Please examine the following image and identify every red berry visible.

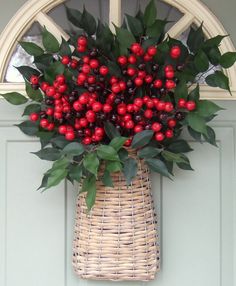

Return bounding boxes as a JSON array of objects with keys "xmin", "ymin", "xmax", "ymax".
[
  {"xmin": 47, "ymin": 123, "xmax": 55, "ymax": 131},
  {"xmin": 123, "ymin": 114, "xmax": 132, "ymax": 122},
  {"xmin": 119, "ymin": 81, "xmax": 126, "ymax": 91},
  {"xmin": 128, "ymin": 55, "xmax": 137, "ymax": 64},
  {"xmin": 56, "ymin": 74, "xmax": 65, "ymax": 84},
  {"xmin": 170, "ymin": 45, "xmax": 181, "ymax": 59},
  {"xmin": 125, "ymin": 120, "xmax": 134, "ymax": 129},
  {"xmin": 137, "ymin": 70, "xmax": 146, "ymax": 78},
  {"xmin": 156, "ymin": 101, "xmax": 166, "ymax": 111},
  {"xmin": 164, "ymin": 65, "xmax": 174, "ymax": 73},
  {"xmin": 77, "ymin": 36, "xmax": 87, "ymax": 46},
  {"xmin": 134, "ymin": 125, "xmax": 143, "ymax": 133},
  {"xmin": 168, "ymin": 119, "xmax": 177, "ymax": 128},
  {"xmin": 82, "ymin": 64, "xmax": 91, "ymax": 74},
  {"xmin": 87, "ymin": 75, "xmax": 96, "ymax": 84},
  {"xmin": 103, "ymin": 103, "xmax": 112, "ymax": 113},
  {"xmin": 83, "ymin": 56, "xmax": 90, "ymax": 64},
  {"xmin": 77, "ymin": 45, "xmax": 86, "ymax": 53},
  {"xmin": 40, "ymin": 119, "xmax": 49, "ymax": 128},
  {"xmin": 54, "ymin": 112, "xmax": 62, "ymax": 119},
  {"xmin": 165, "ymin": 102, "xmax": 174, "ymax": 112},
  {"xmin": 155, "ymin": 132, "xmax": 165, "ymax": 141},
  {"xmin": 165, "ymin": 70, "xmax": 175, "ymax": 79},
  {"xmin": 57, "ymin": 84, "xmax": 67, "ymax": 93},
  {"xmin": 145, "ymin": 75, "xmax": 153, "ymax": 84},
  {"xmin": 154, "ymin": 79, "xmax": 163, "ymax": 89},
  {"xmin": 95, "ymin": 127, "xmax": 104, "ymax": 137},
  {"xmin": 127, "ymin": 104, "xmax": 134, "ymax": 113},
  {"xmin": 165, "ymin": 129, "xmax": 174, "ymax": 138},
  {"xmin": 147, "ymin": 46, "xmax": 157, "ymax": 56},
  {"xmin": 73, "ymin": 101, "xmax": 83, "ymax": 111},
  {"xmin": 127, "ymin": 67, "xmax": 136, "ymax": 77},
  {"xmin": 143, "ymin": 53, "xmax": 153, "ymax": 62},
  {"xmin": 110, "ymin": 76, "xmax": 118, "ymax": 85},
  {"xmin": 124, "ymin": 138, "xmax": 132, "ymax": 147},
  {"xmin": 186, "ymin": 101, "xmax": 196, "ymax": 111},
  {"xmin": 86, "ymin": 110, "xmax": 96, "ymax": 122},
  {"xmin": 79, "ymin": 93, "xmax": 89, "ymax": 104},
  {"xmin": 152, "ymin": 122, "xmax": 162, "ymax": 132},
  {"xmin": 79, "ymin": 118, "xmax": 88, "ymax": 127},
  {"xmin": 111, "ymin": 83, "xmax": 121, "ymax": 94},
  {"xmin": 83, "ymin": 137, "xmax": 92, "ymax": 145},
  {"xmin": 65, "ymin": 131, "xmax": 75, "ymax": 141},
  {"xmin": 144, "ymin": 109, "xmax": 153, "ymax": 119},
  {"xmin": 92, "ymin": 102, "xmax": 103, "ymax": 112},
  {"xmin": 146, "ymin": 99, "xmax": 154, "ymax": 109},
  {"xmin": 117, "ymin": 56, "xmax": 127, "ymax": 66},
  {"xmin": 30, "ymin": 113, "xmax": 39, "ymax": 121},
  {"xmin": 117, "ymin": 104, "xmax": 127, "ymax": 115},
  {"xmin": 30, "ymin": 75, "xmax": 39, "ymax": 85},
  {"xmin": 40, "ymin": 82, "xmax": 49, "ymax": 91},
  {"xmin": 89, "ymin": 59, "xmax": 99, "ymax": 69},
  {"xmin": 134, "ymin": 77, "xmax": 143, "ymax": 86},
  {"xmin": 70, "ymin": 59, "xmax": 79, "ymax": 69},
  {"xmin": 58, "ymin": 125, "xmax": 67, "ymax": 134},
  {"xmin": 178, "ymin": 98, "xmax": 186, "ymax": 108},
  {"xmin": 99, "ymin": 65, "xmax": 109, "ymax": 76},
  {"xmin": 46, "ymin": 108, "xmax": 54, "ymax": 116},
  {"xmin": 165, "ymin": 80, "xmax": 176, "ymax": 90},
  {"xmin": 134, "ymin": 98, "xmax": 143, "ymax": 108},
  {"xmin": 61, "ymin": 55, "xmax": 70, "ymax": 65},
  {"xmin": 130, "ymin": 43, "xmax": 141, "ymax": 54},
  {"xmin": 77, "ymin": 73, "xmax": 87, "ymax": 84},
  {"xmin": 46, "ymin": 86, "xmax": 56, "ymax": 97}
]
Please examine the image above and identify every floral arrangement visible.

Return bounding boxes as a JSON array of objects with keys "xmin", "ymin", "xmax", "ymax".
[{"xmin": 2, "ymin": 0, "xmax": 236, "ymax": 210}]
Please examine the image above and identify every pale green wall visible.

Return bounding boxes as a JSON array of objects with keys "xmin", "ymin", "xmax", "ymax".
[{"xmin": 0, "ymin": 0, "xmax": 235, "ymax": 45}]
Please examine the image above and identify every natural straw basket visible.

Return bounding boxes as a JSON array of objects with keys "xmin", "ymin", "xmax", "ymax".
[{"xmin": 72, "ymin": 150, "xmax": 160, "ymax": 281}]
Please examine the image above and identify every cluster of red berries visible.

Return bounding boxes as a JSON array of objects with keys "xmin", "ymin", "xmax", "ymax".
[{"xmin": 29, "ymin": 36, "xmax": 196, "ymax": 145}]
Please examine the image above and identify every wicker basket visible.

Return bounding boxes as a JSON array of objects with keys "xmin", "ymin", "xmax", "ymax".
[{"xmin": 72, "ymin": 152, "xmax": 160, "ymax": 281}]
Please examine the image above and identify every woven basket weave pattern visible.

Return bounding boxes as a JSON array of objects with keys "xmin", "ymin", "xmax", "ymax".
[{"xmin": 72, "ymin": 156, "xmax": 160, "ymax": 281}]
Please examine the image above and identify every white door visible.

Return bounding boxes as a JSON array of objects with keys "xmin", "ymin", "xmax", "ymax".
[{"xmin": 0, "ymin": 1, "xmax": 235, "ymax": 286}]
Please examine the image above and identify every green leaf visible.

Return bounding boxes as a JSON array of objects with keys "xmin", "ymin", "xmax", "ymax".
[
  {"xmin": 188, "ymin": 84, "xmax": 200, "ymax": 101},
  {"xmin": 16, "ymin": 121, "xmax": 38, "ymax": 136},
  {"xmin": 162, "ymin": 151, "xmax": 189, "ymax": 164},
  {"xmin": 25, "ymin": 81, "xmax": 43, "ymax": 102},
  {"xmin": 22, "ymin": 103, "xmax": 41, "ymax": 116},
  {"xmin": 197, "ymin": 100, "xmax": 224, "ymax": 117},
  {"xmin": 125, "ymin": 14, "xmax": 144, "ymax": 37},
  {"xmin": 85, "ymin": 176, "xmax": 97, "ymax": 211},
  {"xmin": 19, "ymin": 41, "xmax": 44, "ymax": 56},
  {"xmin": 143, "ymin": 0, "xmax": 157, "ymax": 27},
  {"xmin": 187, "ymin": 24, "xmax": 205, "ymax": 53},
  {"xmin": 145, "ymin": 158, "xmax": 171, "ymax": 178},
  {"xmin": 37, "ymin": 173, "xmax": 50, "ymax": 190},
  {"xmin": 109, "ymin": 137, "xmax": 127, "ymax": 151},
  {"xmin": 83, "ymin": 153, "xmax": 100, "ymax": 176},
  {"xmin": 65, "ymin": 6, "xmax": 82, "ymax": 27},
  {"xmin": 42, "ymin": 27, "xmax": 60, "ymax": 53},
  {"xmin": 44, "ymin": 61, "xmax": 65, "ymax": 85},
  {"xmin": 203, "ymin": 35, "xmax": 227, "ymax": 49},
  {"xmin": 104, "ymin": 122, "xmax": 120, "ymax": 139},
  {"xmin": 106, "ymin": 161, "xmax": 122, "ymax": 173},
  {"xmin": 207, "ymin": 47, "xmax": 221, "ymax": 65},
  {"xmin": 118, "ymin": 148, "xmax": 129, "ymax": 161},
  {"xmin": 176, "ymin": 155, "xmax": 194, "ymax": 171},
  {"xmin": 1, "ymin": 92, "xmax": 28, "ymax": 105},
  {"xmin": 138, "ymin": 146, "xmax": 162, "ymax": 158},
  {"xmin": 80, "ymin": 7, "xmax": 96, "ymax": 35},
  {"xmin": 32, "ymin": 147, "xmax": 61, "ymax": 161},
  {"xmin": 175, "ymin": 80, "xmax": 188, "ymax": 100},
  {"xmin": 59, "ymin": 38, "xmax": 71, "ymax": 56},
  {"xmin": 146, "ymin": 19, "xmax": 167, "ymax": 38},
  {"xmin": 187, "ymin": 126, "xmax": 202, "ymax": 142},
  {"xmin": 186, "ymin": 113, "xmax": 207, "ymax": 135},
  {"xmin": 131, "ymin": 130, "xmax": 154, "ymax": 149},
  {"xmin": 220, "ymin": 52, "xmax": 236, "ymax": 68},
  {"xmin": 96, "ymin": 21, "xmax": 114, "ymax": 52},
  {"xmin": 62, "ymin": 142, "xmax": 84, "ymax": 156},
  {"xmin": 49, "ymin": 157, "xmax": 70, "ymax": 172},
  {"xmin": 34, "ymin": 54, "xmax": 54, "ymax": 70},
  {"xmin": 205, "ymin": 71, "xmax": 230, "ymax": 92},
  {"xmin": 167, "ymin": 140, "xmax": 193, "ymax": 153},
  {"xmin": 115, "ymin": 26, "xmax": 136, "ymax": 55},
  {"xmin": 194, "ymin": 50, "xmax": 209, "ymax": 72},
  {"xmin": 123, "ymin": 158, "xmax": 138, "ymax": 185},
  {"xmin": 203, "ymin": 126, "xmax": 217, "ymax": 146},
  {"xmin": 51, "ymin": 136, "xmax": 70, "ymax": 149},
  {"xmin": 69, "ymin": 164, "xmax": 83, "ymax": 182},
  {"xmin": 36, "ymin": 131, "xmax": 55, "ymax": 148},
  {"xmin": 16, "ymin": 66, "xmax": 40, "ymax": 81},
  {"xmin": 102, "ymin": 170, "xmax": 114, "ymax": 187},
  {"xmin": 97, "ymin": 145, "xmax": 119, "ymax": 161},
  {"xmin": 44, "ymin": 168, "xmax": 67, "ymax": 190}
]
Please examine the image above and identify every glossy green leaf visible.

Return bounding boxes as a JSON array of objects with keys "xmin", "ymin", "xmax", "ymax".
[
  {"xmin": 125, "ymin": 14, "xmax": 143, "ymax": 37},
  {"xmin": 19, "ymin": 41, "xmax": 44, "ymax": 56},
  {"xmin": 16, "ymin": 121, "xmax": 38, "ymax": 136},
  {"xmin": 203, "ymin": 35, "xmax": 227, "ymax": 48},
  {"xmin": 85, "ymin": 176, "xmax": 97, "ymax": 211},
  {"xmin": 22, "ymin": 103, "xmax": 41, "ymax": 116},
  {"xmin": 65, "ymin": 6, "xmax": 82, "ymax": 27},
  {"xmin": 220, "ymin": 52, "xmax": 236, "ymax": 68},
  {"xmin": 186, "ymin": 113, "xmax": 207, "ymax": 135},
  {"xmin": 106, "ymin": 161, "xmax": 122, "ymax": 173},
  {"xmin": 51, "ymin": 136, "xmax": 70, "ymax": 149},
  {"xmin": 1, "ymin": 92, "xmax": 28, "ymax": 105},
  {"xmin": 143, "ymin": 0, "xmax": 157, "ymax": 27},
  {"xmin": 197, "ymin": 100, "xmax": 224, "ymax": 117},
  {"xmin": 145, "ymin": 158, "xmax": 171, "ymax": 178},
  {"xmin": 131, "ymin": 130, "xmax": 154, "ymax": 149},
  {"xmin": 138, "ymin": 146, "xmax": 162, "ymax": 158},
  {"xmin": 44, "ymin": 168, "xmax": 68, "ymax": 190},
  {"xmin": 25, "ymin": 81, "xmax": 43, "ymax": 102},
  {"xmin": 59, "ymin": 38, "xmax": 72, "ymax": 56},
  {"xmin": 69, "ymin": 164, "xmax": 83, "ymax": 182},
  {"xmin": 80, "ymin": 7, "xmax": 96, "ymax": 35},
  {"xmin": 104, "ymin": 122, "xmax": 120, "ymax": 139},
  {"xmin": 167, "ymin": 140, "xmax": 193, "ymax": 153},
  {"xmin": 109, "ymin": 137, "xmax": 127, "ymax": 151},
  {"xmin": 115, "ymin": 26, "xmax": 136, "ymax": 55},
  {"xmin": 162, "ymin": 151, "xmax": 188, "ymax": 163},
  {"xmin": 62, "ymin": 142, "xmax": 84, "ymax": 156},
  {"xmin": 123, "ymin": 158, "xmax": 138, "ymax": 185},
  {"xmin": 187, "ymin": 25, "xmax": 204, "ymax": 53},
  {"xmin": 194, "ymin": 50, "xmax": 209, "ymax": 72},
  {"xmin": 203, "ymin": 126, "xmax": 217, "ymax": 146},
  {"xmin": 187, "ymin": 126, "xmax": 202, "ymax": 142},
  {"xmin": 16, "ymin": 66, "xmax": 40, "ymax": 81},
  {"xmin": 97, "ymin": 145, "xmax": 119, "ymax": 161},
  {"xmin": 175, "ymin": 80, "xmax": 188, "ymax": 100},
  {"xmin": 146, "ymin": 19, "xmax": 167, "ymax": 38},
  {"xmin": 205, "ymin": 71, "xmax": 230, "ymax": 92},
  {"xmin": 44, "ymin": 61, "xmax": 65, "ymax": 85},
  {"xmin": 188, "ymin": 84, "xmax": 200, "ymax": 101},
  {"xmin": 36, "ymin": 131, "xmax": 55, "ymax": 148},
  {"xmin": 42, "ymin": 27, "xmax": 60, "ymax": 53},
  {"xmin": 102, "ymin": 170, "xmax": 114, "ymax": 187},
  {"xmin": 32, "ymin": 147, "xmax": 61, "ymax": 161},
  {"xmin": 83, "ymin": 153, "xmax": 100, "ymax": 176}
]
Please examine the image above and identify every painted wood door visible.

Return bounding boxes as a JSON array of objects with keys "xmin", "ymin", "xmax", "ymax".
[{"xmin": 0, "ymin": 1, "xmax": 235, "ymax": 285}]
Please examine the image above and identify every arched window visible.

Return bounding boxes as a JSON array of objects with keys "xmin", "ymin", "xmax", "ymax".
[{"xmin": 0, "ymin": 0, "xmax": 235, "ymax": 99}]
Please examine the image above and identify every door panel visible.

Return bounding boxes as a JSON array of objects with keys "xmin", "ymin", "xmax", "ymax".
[{"xmin": 0, "ymin": 100, "xmax": 235, "ymax": 286}]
